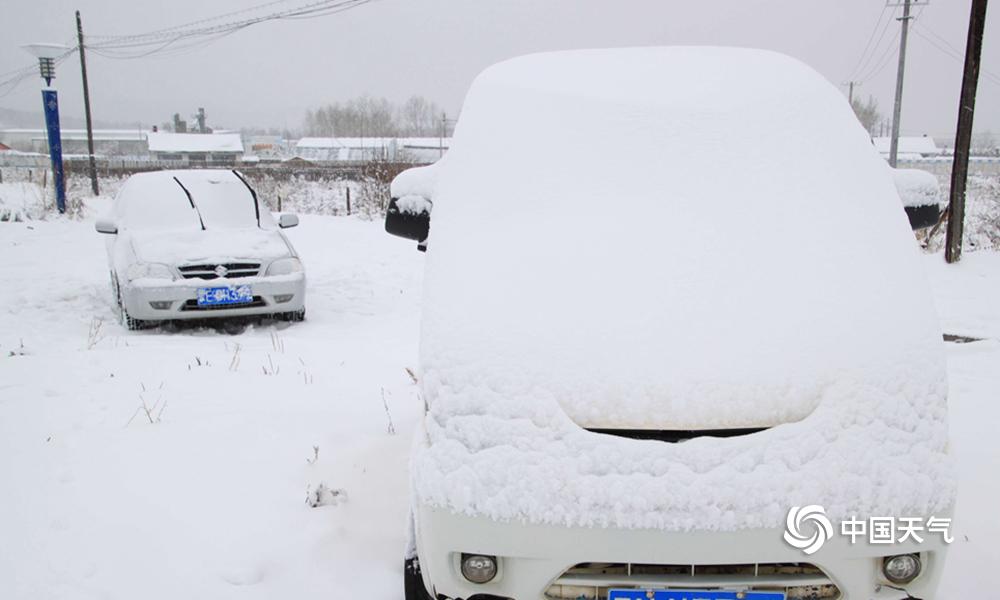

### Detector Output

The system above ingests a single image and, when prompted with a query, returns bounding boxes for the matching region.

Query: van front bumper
[414,504,949,600]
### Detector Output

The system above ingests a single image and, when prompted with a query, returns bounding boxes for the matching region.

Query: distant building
[873,136,942,160]
[294,137,450,163]
[146,132,244,164]
[0,128,147,157]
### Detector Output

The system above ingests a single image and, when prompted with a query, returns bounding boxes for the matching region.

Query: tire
[114,275,150,331]
[404,556,434,600]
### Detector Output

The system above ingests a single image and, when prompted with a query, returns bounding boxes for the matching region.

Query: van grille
[544,562,840,600]
[587,428,768,443]
[177,262,261,280]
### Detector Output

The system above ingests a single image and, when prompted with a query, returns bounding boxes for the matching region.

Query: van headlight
[460,553,497,584]
[126,262,175,281]
[266,257,303,276]
[883,554,921,584]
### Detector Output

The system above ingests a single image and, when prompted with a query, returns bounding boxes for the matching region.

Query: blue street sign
[42,89,66,213]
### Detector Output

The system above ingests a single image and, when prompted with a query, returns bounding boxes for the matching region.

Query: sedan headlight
[266,257,303,276]
[126,262,176,281]
[460,553,497,584]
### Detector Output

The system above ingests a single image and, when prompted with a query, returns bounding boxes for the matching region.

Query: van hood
[130,228,291,265]
[418,47,944,432]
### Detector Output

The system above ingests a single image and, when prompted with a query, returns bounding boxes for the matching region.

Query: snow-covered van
[387,48,953,600]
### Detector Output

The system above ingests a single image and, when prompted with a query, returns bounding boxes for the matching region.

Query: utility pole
[844,81,860,105]
[76,10,99,196]
[888,0,918,168]
[439,112,446,159]
[945,0,989,264]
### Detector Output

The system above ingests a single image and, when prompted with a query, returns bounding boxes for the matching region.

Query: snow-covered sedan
[388,48,953,600]
[95,169,305,329]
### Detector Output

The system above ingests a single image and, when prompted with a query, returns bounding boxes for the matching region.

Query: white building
[146,132,244,164]
[294,137,450,163]
[872,136,942,160]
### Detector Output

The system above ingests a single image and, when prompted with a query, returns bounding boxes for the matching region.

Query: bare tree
[399,95,442,136]
[302,95,447,137]
[851,95,882,136]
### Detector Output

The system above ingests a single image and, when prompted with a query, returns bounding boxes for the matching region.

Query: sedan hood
[130,228,291,265]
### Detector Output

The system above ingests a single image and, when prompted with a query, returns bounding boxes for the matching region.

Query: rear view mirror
[95,218,118,234]
[278,213,299,229]
[904,205,941,230]
[385,196,431,248]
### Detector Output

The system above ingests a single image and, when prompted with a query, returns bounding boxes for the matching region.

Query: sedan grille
[545,562,840,600]
[180,296,267,311]
[177,262,261,280]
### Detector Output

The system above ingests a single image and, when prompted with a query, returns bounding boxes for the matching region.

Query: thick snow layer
[0,207,995,598]
[389,162,440,200]
[0,206,426,599]
[0,182,47,221]
[924,251,1000,339]
[131,229,292,265]
[413,47,953,530]
[892,167,942,207]
[115,170,275,232]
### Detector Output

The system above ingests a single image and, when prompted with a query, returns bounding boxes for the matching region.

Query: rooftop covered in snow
[873,135,941,156]
[146,132,244,154]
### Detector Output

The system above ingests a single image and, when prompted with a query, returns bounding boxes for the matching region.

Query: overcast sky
[2,0,998,138]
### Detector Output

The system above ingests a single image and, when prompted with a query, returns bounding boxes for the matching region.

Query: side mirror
[278,213,299,229]
[95,218,118,234]
[903,204,941,230]
[385,196,431,248]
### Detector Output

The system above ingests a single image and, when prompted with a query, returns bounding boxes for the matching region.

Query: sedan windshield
[117,170,274,231]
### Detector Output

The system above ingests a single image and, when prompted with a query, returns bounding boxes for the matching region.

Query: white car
[95,169,306,329]
[388,48,953,600]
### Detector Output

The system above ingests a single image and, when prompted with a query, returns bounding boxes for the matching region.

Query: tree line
[303,95,451,138]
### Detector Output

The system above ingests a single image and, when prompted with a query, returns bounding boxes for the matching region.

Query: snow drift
[411,47,954,530]
[892,167,942,208]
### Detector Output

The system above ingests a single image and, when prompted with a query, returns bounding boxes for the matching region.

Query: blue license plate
[197,285,253,306]
[609,591,784,600]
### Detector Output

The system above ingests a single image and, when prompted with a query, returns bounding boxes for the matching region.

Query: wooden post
[76,11,99,196]
[346,186,352,215]
[945,0,989,264]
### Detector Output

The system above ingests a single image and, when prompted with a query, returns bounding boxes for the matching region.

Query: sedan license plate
[608,591,784,600]
[197,285,253,307]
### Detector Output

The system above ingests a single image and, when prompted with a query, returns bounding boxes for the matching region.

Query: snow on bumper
[412,352,955,533]
[122,273,305,320]
[415,504,949,600]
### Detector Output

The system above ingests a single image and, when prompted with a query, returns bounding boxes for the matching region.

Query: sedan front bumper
[121,273,305,321]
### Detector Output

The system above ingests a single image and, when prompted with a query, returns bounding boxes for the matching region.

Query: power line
[853,8,898,82]
[856,3,928,83]
[912,26,1000,86]
[85,0,376,58]
[0,0,375,97]
[845,3,891,82]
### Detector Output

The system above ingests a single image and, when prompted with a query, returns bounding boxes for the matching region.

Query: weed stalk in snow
[381,387,396,435]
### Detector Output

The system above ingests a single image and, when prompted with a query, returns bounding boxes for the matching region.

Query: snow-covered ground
[1,200,998,598]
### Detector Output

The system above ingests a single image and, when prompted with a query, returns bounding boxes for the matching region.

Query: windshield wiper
[172,176,206,231]
[231,169,261,229]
